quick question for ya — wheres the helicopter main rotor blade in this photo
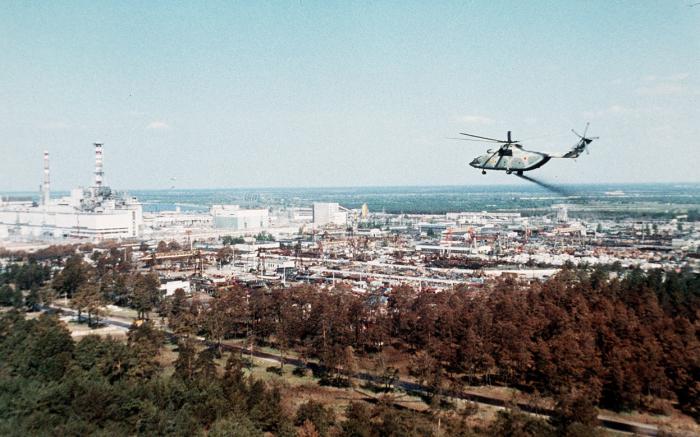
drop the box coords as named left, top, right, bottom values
left=447, top=137, right=502, bottom=142
left=459, top=132, right=513, bottom=143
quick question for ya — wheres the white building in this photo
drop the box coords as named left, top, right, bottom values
left=287, top=207, right=313, bottom=222
left=0, top=203, right=142, bottom=240
left=553, top=204, right=569, bottom=223
left=313, top=202, right=348, bottom=227
left=446, top=211, right=522, bottom=225
left=160, top=279, right=191, bottom=296
left=211, top=205, right=269, bottom=231
left=143, top=210, right=212, bottom=229
left=0, top=144, right=143, bottom=241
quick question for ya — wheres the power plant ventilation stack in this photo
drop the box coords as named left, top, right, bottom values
left=94, top=142, right=104, bottom=188
left=42, top=150, right=50, bottom=206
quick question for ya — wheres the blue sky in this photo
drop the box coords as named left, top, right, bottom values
left=1, top=1, right=698, bottom=190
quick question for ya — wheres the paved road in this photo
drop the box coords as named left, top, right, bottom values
left=53, top=306, right=659, bottom=436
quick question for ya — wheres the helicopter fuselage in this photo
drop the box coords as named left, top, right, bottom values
left=469, top=145, right=550, bottom=174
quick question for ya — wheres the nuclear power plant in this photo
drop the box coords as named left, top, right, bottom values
left=0, top=143, right=143, bottom=241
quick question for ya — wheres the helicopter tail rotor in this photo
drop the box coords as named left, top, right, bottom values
left=571, top=122, right=599, bottom=155
left=557, top=123, right=598, bottom=158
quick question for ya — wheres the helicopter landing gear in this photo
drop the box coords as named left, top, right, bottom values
left=506, top=170, right=512, bottom=175
left=482, top=170, right=487, bottom=175
left=517, top=170, right=523, bottom=176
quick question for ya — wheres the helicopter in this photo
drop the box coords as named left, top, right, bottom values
left=459, top=123, right=598, bottom=176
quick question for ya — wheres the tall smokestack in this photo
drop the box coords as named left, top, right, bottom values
left=94, top=142, right=104, bottom=188
left=42, top=150, right=50, bottom=206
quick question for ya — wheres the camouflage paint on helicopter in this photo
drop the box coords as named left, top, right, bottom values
left=460, top=124, right=597, bottom=176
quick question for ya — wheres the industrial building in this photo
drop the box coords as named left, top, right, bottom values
left=210, top=205, right=269, bottom=230
left=312, top=202, right=348, bottom=227
left=143, top=209, right=213, bottom=229
left=0, top=143, right=143, bottom=241
left=446, top=211, right=522, bottom=225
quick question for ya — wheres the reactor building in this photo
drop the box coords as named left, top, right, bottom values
left=0, top=143, right=143, bottom=241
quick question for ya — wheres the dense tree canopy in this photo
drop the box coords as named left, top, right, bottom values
left=0, top=312, right=297, bottom=436
left=1, top=257, right=698, bottom=434
left=225, top=267, right=700, bottom=420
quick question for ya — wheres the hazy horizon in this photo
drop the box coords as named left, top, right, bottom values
left=3, top=180, right=700, bottom=196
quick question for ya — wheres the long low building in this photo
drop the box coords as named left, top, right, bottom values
left=0, top=201, right=141, bottom=240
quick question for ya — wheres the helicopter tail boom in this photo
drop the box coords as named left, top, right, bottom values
left=551, top=123, right=598, bottom=159
left=556, top=138, right=591, bottom=158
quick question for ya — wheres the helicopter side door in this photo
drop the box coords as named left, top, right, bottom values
left=494, top=147, right=519, bottom=170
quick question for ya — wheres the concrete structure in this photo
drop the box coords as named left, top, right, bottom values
left=417, top=222, right=454, bottom=235
left=0, top=143, right=143, bottom=241
left=211, top=205, right=269, bottom=231
left=287, top=207, right=313, bottom=222
left=446, top=211, right=522, bottom=225
left=313, top=202, right=348, bottom=227
left=553, top=204, right=569, bottom=222
left=143, top=210, right=213, bottom=229
left=160, top=279, right=191, bottom=296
